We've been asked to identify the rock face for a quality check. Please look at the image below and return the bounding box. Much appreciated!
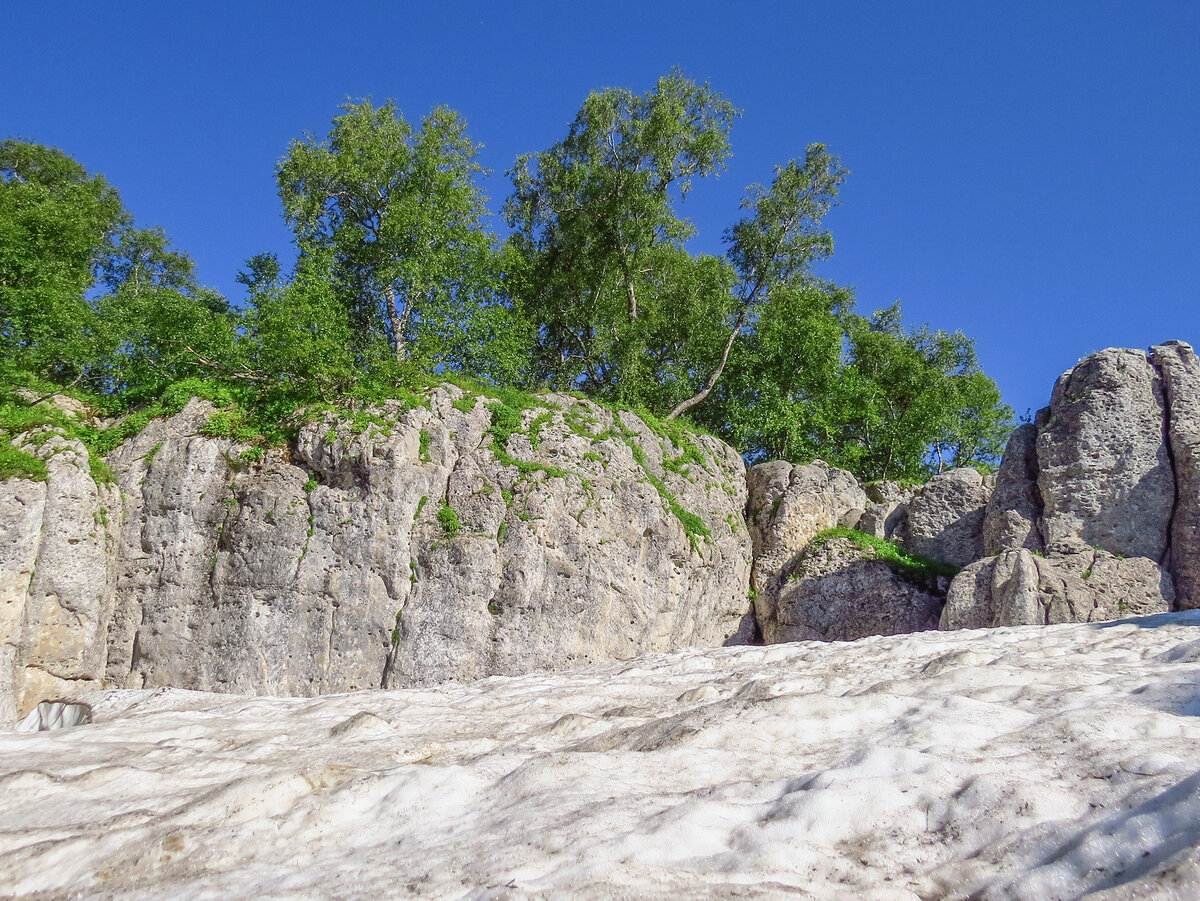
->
[1036,348,1174,559]
[982,423,1043,555]
[0,434,117,724]
[942,547,1172,629]
[897,468,990,567]
[764,535,944,643]
[947,343,1199,630]
[747,463,992,646]
[745,460,867,639]
[1150,341,1200,608]
[855,480,917,542]
[2,388,752,719]
[10,340,1200,721]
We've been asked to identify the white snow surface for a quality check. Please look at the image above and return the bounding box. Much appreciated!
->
[5,614,1200,899]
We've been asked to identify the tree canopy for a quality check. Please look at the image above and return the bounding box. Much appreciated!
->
[0,74,1014,483]
[277,100,499,368]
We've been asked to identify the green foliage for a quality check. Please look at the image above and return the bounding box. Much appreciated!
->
[94,226,240,402]
[0,78,1012,490]
[702,291,1012,481]
[451,392,477,413]
[809,527,960,579]
[0,438,47,481]
[277,99,509,373]
[0,141,125,385]
[437,501,461,537]
[527,410,554,449]
[418,429,432,462]
[506,70,739,408]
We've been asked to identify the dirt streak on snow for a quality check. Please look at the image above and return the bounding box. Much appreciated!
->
[5,613,1200,899]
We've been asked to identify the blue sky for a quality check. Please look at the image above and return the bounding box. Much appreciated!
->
[5,1,1197,418]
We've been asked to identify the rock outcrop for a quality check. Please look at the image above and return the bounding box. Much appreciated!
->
[896,468,990,567]
[763,534,945,643]
[0,434,117,724]
[1036,348,1173,559]
[745,460,867,639]
[942,547,1172,629]
[855,480,917,542]
[9,340,1200,721]
[982,423,1043,555]
[1150,341,1200,608]
[947,342,1198,629]
[2,387,752,719]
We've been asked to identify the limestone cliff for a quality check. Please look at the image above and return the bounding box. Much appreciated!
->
[9,340,1200,723]
[1,386,751,719]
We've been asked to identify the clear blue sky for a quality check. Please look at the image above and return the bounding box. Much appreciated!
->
[5,1,1197,418]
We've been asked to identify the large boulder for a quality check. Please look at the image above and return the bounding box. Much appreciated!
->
[942,547,1172,630]
[955,342,1200,631]
[897,468,990,567]
[764,535,945,643]
[745,460,867,638]
[855,480,918,543]
[4,388,754,720]
[745,459,866,595]
[982,423,1044,555]
[1036,348,1173,559]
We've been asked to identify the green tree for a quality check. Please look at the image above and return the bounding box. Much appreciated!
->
[834,306,1013,480]
[709,297,1013,481]
[505,70,739,402]
[239,249,372,400]
[668,146,848,419]
[94,226,239,402]
[698,277,854,462]
[277,100,497,365]
[0,140,125,386]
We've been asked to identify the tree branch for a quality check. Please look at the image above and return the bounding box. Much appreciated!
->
[666,309,747,420]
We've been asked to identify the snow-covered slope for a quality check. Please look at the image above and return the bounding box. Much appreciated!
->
[5,613,1200,900]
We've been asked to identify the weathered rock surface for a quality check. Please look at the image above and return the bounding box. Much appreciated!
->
[897,467,990,567]
[855,480,917,542]
[2,388,752,720]
[745,460,867,640]
[763,535,944,643]
[943,547,1172,629]
[1037,348,1173,559]
[951,341,1200,632]
[0,434,117,724]
[745,460,866,594]
[1151,341,1200,608]
[9,614,1200,898]
[982,423,1044,555]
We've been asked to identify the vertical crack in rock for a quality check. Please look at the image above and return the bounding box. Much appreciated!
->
[1149,342,1200,607]
[1149,350,1180,571]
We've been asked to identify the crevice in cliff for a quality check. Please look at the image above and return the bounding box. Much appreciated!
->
[1149,351,1180,574]
[1026,420,1047,554]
